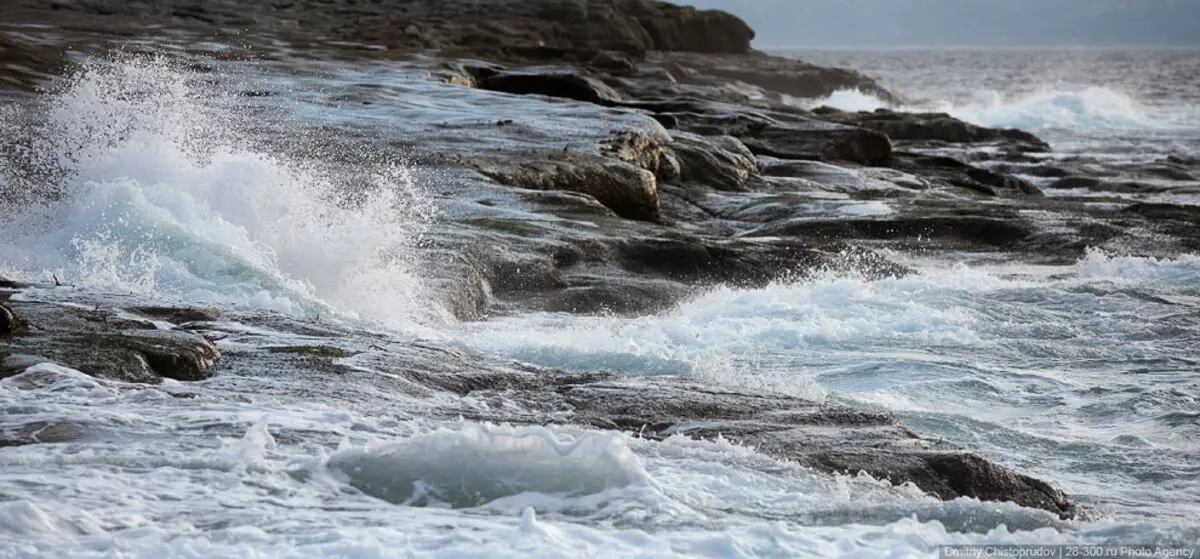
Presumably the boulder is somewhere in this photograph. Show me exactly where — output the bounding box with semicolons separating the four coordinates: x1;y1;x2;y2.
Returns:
539;377;1077;518
741;120;893;167
0;303;29;336
891;153;1043;196
653;51;897;102
818;108;1050;151
1;299;221;383
669;132;758;191
477;71;623;105
471;153;660;221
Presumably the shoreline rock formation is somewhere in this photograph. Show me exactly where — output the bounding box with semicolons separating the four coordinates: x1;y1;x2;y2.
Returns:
8;0;1194;521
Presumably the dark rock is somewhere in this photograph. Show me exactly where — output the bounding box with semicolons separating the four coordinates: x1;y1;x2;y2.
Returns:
741;119;893;167
460;376;1079;518
891;153;1042;196
1;303;29;336
0;421;87;447
1;298;221;383
757;215;1035;250
1049;177;1171;194
541;277;691;315
808;451;1075;518
0;276;30;289
1127;162;1195;181
640;51;897;103
818;109;1051;152
477;71;623;105
598;128;671;176
1124;203;1200;222
0;35;65;92
587;51;638;76
131;306;222;325
1166;154;1197;166
669;132;758;191
1048;176;1102;190
471;153;660;221
26;331;222;383
114;331;221;381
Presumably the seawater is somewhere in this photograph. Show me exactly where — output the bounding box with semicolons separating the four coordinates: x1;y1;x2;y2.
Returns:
1;51;1199;557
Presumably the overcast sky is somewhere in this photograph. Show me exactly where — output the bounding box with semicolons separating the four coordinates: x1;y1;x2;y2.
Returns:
687;0;1200;47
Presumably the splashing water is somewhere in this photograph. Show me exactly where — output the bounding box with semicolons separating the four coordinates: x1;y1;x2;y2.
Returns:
0;56;438;326
808;86;1173;134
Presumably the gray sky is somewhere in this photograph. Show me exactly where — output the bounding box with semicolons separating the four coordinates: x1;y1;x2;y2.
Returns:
687;0;1200;47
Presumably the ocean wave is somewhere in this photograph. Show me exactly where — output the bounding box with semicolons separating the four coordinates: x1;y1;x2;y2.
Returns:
324;424;650;508
0;56;436;326
809;86;1193;137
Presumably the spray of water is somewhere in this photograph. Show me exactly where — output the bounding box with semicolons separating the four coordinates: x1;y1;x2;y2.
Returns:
0;55;439;326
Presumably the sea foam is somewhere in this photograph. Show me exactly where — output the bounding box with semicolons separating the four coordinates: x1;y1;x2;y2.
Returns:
0;56;437;326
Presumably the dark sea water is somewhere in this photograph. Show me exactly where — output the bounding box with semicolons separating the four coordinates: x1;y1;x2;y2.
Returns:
1;49;1199;557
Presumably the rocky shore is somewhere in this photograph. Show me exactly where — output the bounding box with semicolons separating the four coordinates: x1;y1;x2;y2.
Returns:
5;0;1195;522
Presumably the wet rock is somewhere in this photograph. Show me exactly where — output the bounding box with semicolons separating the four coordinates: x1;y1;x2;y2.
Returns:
1;299;221;382
1048;176;1101;190
741;120;893;167
447;374;1078;518
1049;177;1171;194
470;153;660;221
1126;162;1195;182
891;153;1042;196
587;51;637;76
635;51;897;103
756;214;1035;250
818;108;1051;152
131;306;222;325
23;331;222;383
477;71;623;105
807;451;1076;519
668;132;758;191
1166;154;1198;166
0;35;65;92
114;331;221;381
598;128;671;177
541;278;691;315
0;276;30;289
1;303;29;336
0;421;87;447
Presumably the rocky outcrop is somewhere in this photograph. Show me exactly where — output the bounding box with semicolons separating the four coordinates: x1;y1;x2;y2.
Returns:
5;0;754;59
1;299;220;383
477;71;624;105
451;374;1077;518
741;119;893;166
669;132;759;191
891;152;1043;196
1;302;29;336
648;51;898;103
470;153;661;221
0;35;64;93
815;108;1051;152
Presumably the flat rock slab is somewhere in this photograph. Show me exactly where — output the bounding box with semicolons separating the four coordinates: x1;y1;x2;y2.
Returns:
1;299;220;383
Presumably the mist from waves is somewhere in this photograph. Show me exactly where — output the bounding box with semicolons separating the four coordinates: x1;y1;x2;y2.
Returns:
0;56;440;327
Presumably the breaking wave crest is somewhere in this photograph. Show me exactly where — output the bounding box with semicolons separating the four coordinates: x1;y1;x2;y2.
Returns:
810;86;1188;136
0;56;438;326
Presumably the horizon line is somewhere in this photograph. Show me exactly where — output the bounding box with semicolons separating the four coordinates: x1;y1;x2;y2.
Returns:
756;44;1200;51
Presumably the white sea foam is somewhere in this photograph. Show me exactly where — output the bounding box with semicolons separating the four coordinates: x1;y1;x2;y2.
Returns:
0;57;437;327
808;85;1196;139
324;424;650;508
